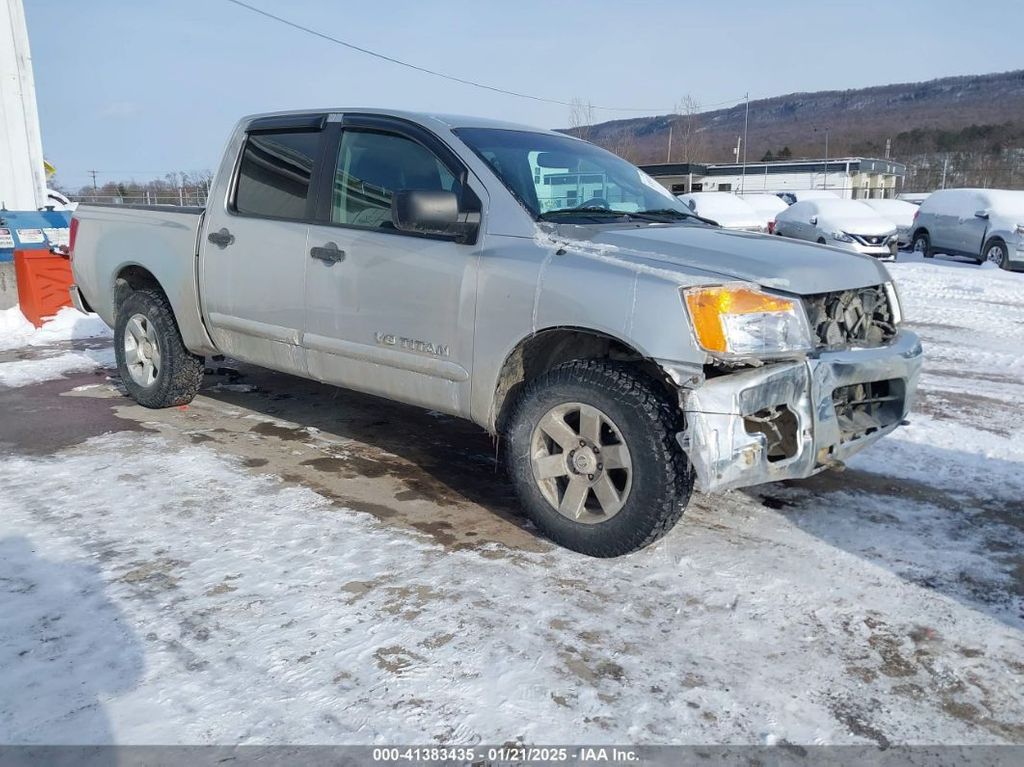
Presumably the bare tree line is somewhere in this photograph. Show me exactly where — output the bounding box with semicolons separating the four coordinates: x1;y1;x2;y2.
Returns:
902;149;1024;192
570;95;706;165
55;170;215;206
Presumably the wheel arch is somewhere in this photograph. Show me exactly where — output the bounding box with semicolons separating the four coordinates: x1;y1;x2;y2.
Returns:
489;325;674;434
981;234;1008;265
113;263;168;317
109;261;218;355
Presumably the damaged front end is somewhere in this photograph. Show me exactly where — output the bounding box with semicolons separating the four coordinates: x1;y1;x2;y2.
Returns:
677;330;923;493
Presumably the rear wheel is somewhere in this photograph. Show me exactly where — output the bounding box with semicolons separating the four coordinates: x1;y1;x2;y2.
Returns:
505;359;692;557
982;238;1008;269
114;289;203;408
912;231;932;258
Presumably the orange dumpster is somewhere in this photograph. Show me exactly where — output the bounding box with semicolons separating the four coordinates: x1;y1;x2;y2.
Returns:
13;248;74;328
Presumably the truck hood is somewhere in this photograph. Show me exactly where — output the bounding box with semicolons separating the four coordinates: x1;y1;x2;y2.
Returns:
559;224;891;294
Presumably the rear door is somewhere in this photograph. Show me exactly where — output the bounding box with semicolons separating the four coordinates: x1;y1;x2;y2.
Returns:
302;114;485;417
928;191;963;255
200;114;327;375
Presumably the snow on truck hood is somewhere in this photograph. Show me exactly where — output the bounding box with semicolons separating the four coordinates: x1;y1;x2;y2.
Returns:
560;224;891;295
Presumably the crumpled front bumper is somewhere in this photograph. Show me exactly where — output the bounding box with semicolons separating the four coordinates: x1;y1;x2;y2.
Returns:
679;330;923;493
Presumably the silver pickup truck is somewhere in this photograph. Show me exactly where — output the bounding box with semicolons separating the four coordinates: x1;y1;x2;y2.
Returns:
70;109;922;557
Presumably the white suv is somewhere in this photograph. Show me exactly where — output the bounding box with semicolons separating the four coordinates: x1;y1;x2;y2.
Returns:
909;188;1024;270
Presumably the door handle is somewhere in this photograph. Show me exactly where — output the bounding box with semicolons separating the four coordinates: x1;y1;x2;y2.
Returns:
310;242;345;264
207;228;234;248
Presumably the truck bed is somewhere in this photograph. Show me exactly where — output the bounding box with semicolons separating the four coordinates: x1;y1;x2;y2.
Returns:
71;203;216;355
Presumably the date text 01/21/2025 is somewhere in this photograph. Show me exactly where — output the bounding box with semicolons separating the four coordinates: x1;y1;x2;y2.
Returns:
371;746;639;762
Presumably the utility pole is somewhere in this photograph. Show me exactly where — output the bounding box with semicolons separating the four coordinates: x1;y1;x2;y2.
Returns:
823;129;829;192
666;124;673;163
89;169;98;193
740;92;749;193
941;155;949;189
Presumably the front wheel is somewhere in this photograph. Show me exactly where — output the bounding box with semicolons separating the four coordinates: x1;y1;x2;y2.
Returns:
982;239;1008;269
912;232;933;258
505;360;692;557
114;289;204;408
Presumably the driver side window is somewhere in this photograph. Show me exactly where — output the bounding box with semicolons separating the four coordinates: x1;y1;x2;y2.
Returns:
331;130;459;229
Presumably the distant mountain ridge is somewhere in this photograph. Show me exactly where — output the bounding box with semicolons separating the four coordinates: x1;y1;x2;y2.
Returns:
576;70;1024;172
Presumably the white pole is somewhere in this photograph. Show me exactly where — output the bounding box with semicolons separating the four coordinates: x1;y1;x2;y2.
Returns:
823;130;829;191
0;0;47;209
740;93;749;193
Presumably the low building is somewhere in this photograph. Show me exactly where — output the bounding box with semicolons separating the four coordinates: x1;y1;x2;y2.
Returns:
640;158;906;200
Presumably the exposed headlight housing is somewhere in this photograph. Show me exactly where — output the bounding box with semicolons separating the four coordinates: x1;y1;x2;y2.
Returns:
1015;223;1024;237
884;281;903;325
683;284;814;359
831;231;855;243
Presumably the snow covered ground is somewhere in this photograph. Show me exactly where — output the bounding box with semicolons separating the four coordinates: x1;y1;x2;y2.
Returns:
0;306;113;388
0;255;1022;746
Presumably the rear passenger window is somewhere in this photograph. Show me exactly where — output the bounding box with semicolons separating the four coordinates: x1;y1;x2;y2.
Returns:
331;130;459;229
234;130;323;220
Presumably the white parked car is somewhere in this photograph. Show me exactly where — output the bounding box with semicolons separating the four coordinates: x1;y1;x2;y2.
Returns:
897;192;931;206
675;192;766;232
861;198;919;247
739;193;788;233
909;188;1024;270
775;198;899;260
776;189;840;206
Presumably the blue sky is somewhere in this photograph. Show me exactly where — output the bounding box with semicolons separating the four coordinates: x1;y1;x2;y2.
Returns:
27;0;1024;191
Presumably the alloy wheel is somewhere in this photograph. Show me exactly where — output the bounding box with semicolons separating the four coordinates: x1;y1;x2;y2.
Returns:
123;313;161;387
530;402;632;524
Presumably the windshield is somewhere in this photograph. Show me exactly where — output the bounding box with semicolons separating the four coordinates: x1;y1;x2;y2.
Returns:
454;127;696;223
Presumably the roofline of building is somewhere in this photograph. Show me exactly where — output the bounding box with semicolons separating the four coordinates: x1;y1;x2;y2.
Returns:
641;157;906;177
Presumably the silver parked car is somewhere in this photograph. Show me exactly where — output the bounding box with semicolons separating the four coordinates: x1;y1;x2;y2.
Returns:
909;188;1024;270
69;108;922;557
774;198;898;260
862;198;919;248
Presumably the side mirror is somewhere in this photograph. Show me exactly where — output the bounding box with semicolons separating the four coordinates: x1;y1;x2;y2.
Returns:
809;215;818;226
392;190;464;238
974;209;990;219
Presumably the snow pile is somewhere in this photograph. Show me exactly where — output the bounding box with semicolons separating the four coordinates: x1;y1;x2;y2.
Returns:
0;307;114;387
0;348;116;388
0;306;111;351
0;306;36;348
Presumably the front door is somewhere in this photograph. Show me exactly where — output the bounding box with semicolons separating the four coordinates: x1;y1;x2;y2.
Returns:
201;116;327;375
302;116;485;416
955;191;990;256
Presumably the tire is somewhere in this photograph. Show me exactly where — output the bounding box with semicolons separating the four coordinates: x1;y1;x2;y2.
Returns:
911;231;933;258
114;289;204;408
982;238;1009;269
816;237;827;245
505;359;692;557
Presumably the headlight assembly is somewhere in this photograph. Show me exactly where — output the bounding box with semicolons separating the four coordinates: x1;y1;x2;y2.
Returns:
884;281;903;325
831;231;855;243
683;284;814;359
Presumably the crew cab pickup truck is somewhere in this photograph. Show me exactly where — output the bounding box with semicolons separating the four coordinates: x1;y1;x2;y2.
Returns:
70;109;922;557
